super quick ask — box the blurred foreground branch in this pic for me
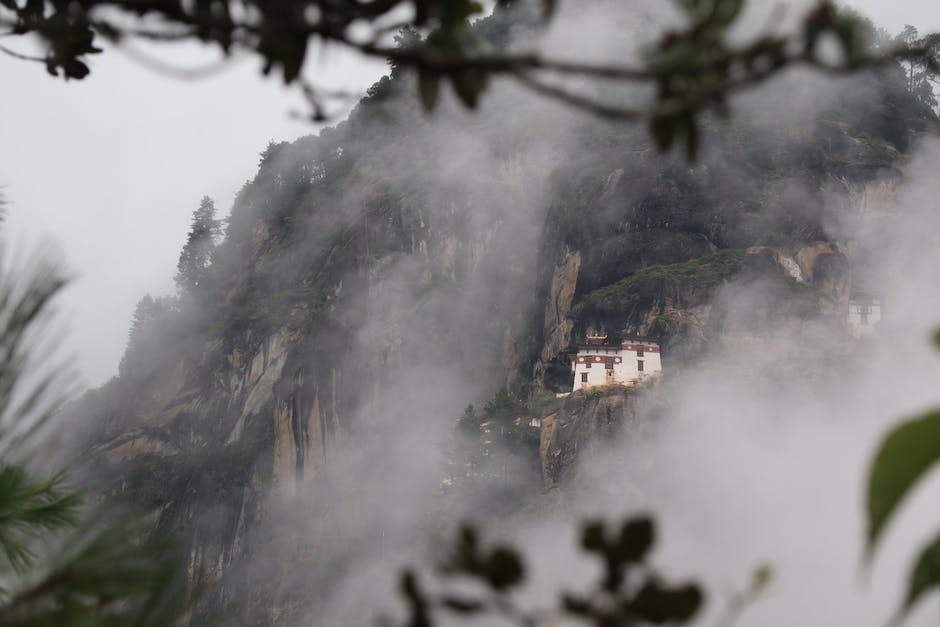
[0,230,195,625]
[390,517,708,627]
[1,0,938,157]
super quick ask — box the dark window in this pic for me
[585,360,591,368]
[637,347,644,357]
[637,360,644,372]
[581,373,589,383]
[605,357,614,370]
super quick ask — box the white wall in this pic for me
[847,299,882,338]
[571,342,662,391]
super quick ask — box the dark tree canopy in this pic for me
[175,196,222,295]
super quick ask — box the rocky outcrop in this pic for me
[539,386,641,484]
[532,248,581,391]
[66,29,928,624]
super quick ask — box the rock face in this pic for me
[67,16,930,624]
[539,386,640,484]
[532,248,581,392]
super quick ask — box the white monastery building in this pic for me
[571,336,662,392]
[847,293,881,338]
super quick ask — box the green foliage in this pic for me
[575,249,746,318]
[0,467,81,572]
[530,389,556,415]
[895,26,940,111]
[902,531,940,616]
[393,516,703,627]
[483,388,524,429]
[118,293,180,380]
[866,331,940,618]
[866,409,940,618]
[455,405,480,439]
[175,196,222,295]
[0,238,194,624]
[866,410,940,553]
[0,257,68,458]
[0,518,192,627]
[121,430,263,512]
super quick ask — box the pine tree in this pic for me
[896,26,940,110]
[452,405,484,481]
[118,294,178,379]
[0,248,193,624]
[175,196,222,295]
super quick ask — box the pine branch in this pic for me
[0,467,82,572]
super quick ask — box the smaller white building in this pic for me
[570,338,662,392]
[847,293,881,338]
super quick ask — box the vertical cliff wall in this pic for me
[66,18,932,623]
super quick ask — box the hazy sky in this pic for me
[1,0,938,388]
[1,42,386,387]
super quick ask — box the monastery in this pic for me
[570,335,662,392]
[847,292,881,338]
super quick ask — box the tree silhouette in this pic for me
[175,196,222,295]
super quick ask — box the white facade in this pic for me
[847,296,881,338]
[571,339,662,392]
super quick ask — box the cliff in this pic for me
[66,12,934,623]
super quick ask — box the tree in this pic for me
[175,196,222,295]
[0,239,194,624]
[895,26,940,110]
[119,293,179,379]
[1,0,938,157]
[483,388,524,433]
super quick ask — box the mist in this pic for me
[7,0,940,626]
[225,5,940,626]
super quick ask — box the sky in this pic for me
[0,41,387,387]
[1,0,939,388]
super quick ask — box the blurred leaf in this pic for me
[63,59,90,79]
[676,0,705,17]
[900,531,940,617]
[649,39,702,73]
[541,0,557,21]
[867,410,940,554]
[650,115,680,153]
[709,0,745,29]
[618,517,654,563]
[400,570,431,627]
[484,546,524,590]
[441,596,483,613]
[630,579,703,624]
[932,328,940,350]
[752,563,773,591]
[418,69,441,111]
[832,13,865,61]
[562,593,592,616]
[450,69,487,109]
[682,114,700,161]
[581,520,606,552]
